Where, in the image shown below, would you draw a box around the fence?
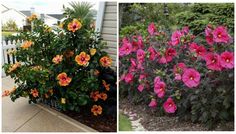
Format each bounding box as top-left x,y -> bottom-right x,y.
2,40 -> 21,77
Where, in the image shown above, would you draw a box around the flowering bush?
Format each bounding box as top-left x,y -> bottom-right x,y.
3,13 -> 117,117
119,22 -> 234,129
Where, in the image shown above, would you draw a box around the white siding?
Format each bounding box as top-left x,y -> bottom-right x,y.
101,2 -> 117,67
44,14 -> 59,26
1,9 -> 26,29
1,4 -> 9,12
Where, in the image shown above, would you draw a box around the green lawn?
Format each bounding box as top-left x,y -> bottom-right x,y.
119,113 -> 132,131
2,31 -> 17,37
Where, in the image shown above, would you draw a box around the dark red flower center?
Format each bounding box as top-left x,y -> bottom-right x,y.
226,58 -> 230,63
189,76 -> 194,80
61,77 -> 67,81
81,57 -> 85,61
72,24 -> 77,29
211,59 -> 216,63
218,34 -> 222,38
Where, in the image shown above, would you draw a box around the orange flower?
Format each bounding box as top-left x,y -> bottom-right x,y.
100,56 -> 112,67
27,14 -> 37,22
90,91 -> 100,101
31,14 -> 37,20
52,55 -> 63,64
68,19 -> 82,32
57,72 -> 72,86
8,62 -> 21,73
102,80 -> 110,91
91,105 -> 102,116
2,90 -> 10,97
21,41 -> 33,49
2,86 -> 17,97
90,48 -> 96,56
99,93 -> 108,101
75,52 -> 90,66
94,69 -> 100,76
61,98 -> 66,104
31,88 -> 39,98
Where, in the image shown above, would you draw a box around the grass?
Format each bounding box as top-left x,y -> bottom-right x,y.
2,31 -> 17,37
119,113 -> 132,131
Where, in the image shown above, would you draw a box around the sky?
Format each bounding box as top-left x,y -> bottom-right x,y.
1,0 -> 99,14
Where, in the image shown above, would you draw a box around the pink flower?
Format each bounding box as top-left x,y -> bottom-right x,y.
154,77 -> 166,98
132,35 -> 143,51
119,38 -> 132,56
173,63 -> 186,81
128,66 -> 136,73
174,74 -> 182,80
137,36 -> 144,49
206,36 -> 214,45
158,56 -> 168,64
163,98 -> 177,113
124,73 -> 133,83
148,22 -> 157,36
165,48 -> 176,62
171,30 -> 182,46
212,26 -> 231,43
148,46 -> 157,61
182,26 -> 189,34
220,51 -> 234,69
137,62 -> 144,71
195,45 -> 206,57
130,58 -> 137,67
138,84 -> 144,92
205,25 -> 214,45
189,42 -> 199,52
205,24 -> 213,36
139,74 -> 147,81
204,53 -> 222,71
137,49 -> 145,62
182,68 -> 201,88
129,58 -> 137,72
173,62 -> 186,74
148,99 -> 157,108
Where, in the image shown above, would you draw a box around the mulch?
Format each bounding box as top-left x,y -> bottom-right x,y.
62,109 -> 117,132
120,98 -> 234,131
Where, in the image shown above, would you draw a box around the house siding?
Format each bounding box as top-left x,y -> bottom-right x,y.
101,2 -> 117,67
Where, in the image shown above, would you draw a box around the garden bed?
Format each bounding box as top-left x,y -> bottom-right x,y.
40,99 -> 116,132
62,109 -> 117,132
120,98 -> 234,131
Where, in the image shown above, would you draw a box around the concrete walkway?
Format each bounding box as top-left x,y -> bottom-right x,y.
2,77 -> 97,132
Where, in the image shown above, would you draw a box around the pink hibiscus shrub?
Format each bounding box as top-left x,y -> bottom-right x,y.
119,22 -> 234,129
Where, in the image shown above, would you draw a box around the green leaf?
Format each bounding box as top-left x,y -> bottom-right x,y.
77,95 -> 89,106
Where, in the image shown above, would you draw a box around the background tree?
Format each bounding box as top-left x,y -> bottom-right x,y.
2,19 -> 18,31
63,2 -> 96,28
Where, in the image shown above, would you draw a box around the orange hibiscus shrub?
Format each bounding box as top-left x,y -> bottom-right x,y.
3,11 -> 117,116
